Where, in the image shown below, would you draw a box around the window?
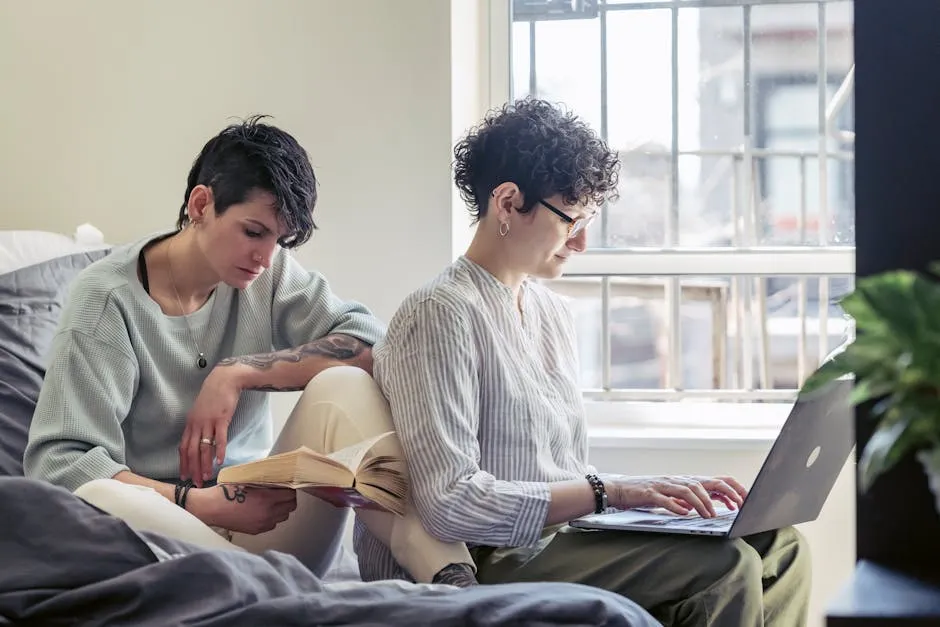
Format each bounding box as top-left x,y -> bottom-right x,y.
506,0 -> 855,402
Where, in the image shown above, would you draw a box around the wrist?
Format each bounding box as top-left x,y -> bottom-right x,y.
184,487 -> 218,525
596,474 -> 623,510
214,362 -> 254,393
585,473 -> 608,514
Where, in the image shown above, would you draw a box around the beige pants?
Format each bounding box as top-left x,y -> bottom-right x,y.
74,366 -> 472,582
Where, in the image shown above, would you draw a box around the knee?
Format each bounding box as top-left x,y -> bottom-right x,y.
777,525 -> 812,580
723,538 -> 765,589
74,478 -> 162,513
667,537 -> 763,602
273,365 -> 397,459
74,477 -> 130,502
304,365 -> 377,397
291,366 -> 392,441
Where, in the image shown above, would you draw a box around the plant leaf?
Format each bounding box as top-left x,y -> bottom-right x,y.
859,408 -> 937,491
854,272 -> 921,347
803,266 -> 940,490
839,289 -> 890,337
859,418 -> 911,491
801,355 -> 854,396
801,333 -> 902,398
848,378 -> 895,406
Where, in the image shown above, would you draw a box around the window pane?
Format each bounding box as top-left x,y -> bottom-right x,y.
510,2 -> 854,249
512,21 -> 531,99
543,274 -> 854,393
686,6 -> 744,152
758,150 -> 852,246
533,18 -> 601,133
606,9 -> 673,151
558,280 -> 604,389
603,152 -> 671,247
600,8 -> 676,247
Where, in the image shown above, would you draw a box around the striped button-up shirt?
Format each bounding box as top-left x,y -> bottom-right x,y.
354,256 -> 594,581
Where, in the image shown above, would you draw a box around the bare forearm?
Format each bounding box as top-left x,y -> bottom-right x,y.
217,334 -> 373,392
546,480 -> 599,525
113,469 -> 177,502
113,470 -> 219,526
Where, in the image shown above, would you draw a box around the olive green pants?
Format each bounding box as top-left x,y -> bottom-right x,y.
471,525 -> 810,627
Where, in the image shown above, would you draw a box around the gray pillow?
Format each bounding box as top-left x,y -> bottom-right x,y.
0,250 -> 110,476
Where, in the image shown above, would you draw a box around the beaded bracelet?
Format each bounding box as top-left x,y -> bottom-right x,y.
585,473 -> 608,514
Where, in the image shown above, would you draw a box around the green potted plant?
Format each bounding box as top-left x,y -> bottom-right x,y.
801,264 -> 940,511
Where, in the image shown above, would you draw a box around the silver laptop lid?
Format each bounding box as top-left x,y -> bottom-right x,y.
728,376 -> 855,538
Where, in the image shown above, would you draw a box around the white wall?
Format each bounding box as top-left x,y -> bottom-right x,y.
1,2 -> 853,625
0,0 -> 456,324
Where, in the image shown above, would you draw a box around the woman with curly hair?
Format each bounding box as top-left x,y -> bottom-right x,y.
355,98 -> 811,626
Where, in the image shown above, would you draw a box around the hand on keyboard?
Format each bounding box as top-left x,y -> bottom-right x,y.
602,474 -> 748,519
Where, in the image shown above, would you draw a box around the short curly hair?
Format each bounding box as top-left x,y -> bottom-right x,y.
453,98 -> 620,221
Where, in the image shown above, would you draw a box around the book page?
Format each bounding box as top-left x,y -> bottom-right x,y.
303,485 -> 400,515
326,431 -> 396,473
218,447 -> 350,487
357,456 -> 407,517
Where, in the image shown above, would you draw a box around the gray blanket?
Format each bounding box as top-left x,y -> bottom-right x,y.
0,478 -> 660,626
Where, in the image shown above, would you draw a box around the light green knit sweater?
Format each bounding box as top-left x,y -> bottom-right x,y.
23,233 -> 385,492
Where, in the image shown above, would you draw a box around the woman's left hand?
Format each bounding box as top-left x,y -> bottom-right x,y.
179,367 -> 242,486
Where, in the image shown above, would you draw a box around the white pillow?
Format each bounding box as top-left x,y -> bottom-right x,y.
0,224 -> 109,275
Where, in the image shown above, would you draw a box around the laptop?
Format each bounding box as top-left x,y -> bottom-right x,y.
569,377 -> 854,538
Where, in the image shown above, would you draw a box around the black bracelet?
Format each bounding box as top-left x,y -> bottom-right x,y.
179,483 -> 194,511
585,473 -> 608,514
175,479 -> 193,509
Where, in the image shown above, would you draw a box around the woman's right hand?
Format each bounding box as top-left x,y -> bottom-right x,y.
605,474 -> 747,518
187,484 -> 298,535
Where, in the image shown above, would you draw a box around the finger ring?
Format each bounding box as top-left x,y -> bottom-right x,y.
200,437 -> 215,446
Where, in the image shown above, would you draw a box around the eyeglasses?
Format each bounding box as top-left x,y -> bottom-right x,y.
538,199 -> 597,240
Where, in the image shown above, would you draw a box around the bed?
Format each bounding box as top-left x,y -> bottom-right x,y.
0,230 -> 660,626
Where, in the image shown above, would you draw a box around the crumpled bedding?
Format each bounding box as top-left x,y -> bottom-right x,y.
0,477 -> 661,626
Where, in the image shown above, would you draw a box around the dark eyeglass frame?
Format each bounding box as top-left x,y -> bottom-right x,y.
538,199 -> 597,240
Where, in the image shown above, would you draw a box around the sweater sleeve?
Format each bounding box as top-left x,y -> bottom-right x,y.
374,299 -> 551,547
23,329 -> 139,492
269,251 -> 386,350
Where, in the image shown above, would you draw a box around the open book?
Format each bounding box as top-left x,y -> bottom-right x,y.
216,431 -> 407,517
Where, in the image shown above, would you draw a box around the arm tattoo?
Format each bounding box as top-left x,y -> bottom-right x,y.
218,334 -> 368,371
253,384 -> 305,392
221,485 -> 247,503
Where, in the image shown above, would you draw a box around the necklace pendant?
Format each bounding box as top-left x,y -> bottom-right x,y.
197,354 -> 207,369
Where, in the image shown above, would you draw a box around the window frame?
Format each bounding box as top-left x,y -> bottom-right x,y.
485,0 -> 854,426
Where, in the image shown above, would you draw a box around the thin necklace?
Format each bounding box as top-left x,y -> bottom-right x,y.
167,238 -> 208,369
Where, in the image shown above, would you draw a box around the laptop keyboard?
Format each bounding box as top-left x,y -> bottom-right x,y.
665,510 -> 738,528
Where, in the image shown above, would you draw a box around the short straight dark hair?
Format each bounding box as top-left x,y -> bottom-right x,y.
177,115 -> 318,249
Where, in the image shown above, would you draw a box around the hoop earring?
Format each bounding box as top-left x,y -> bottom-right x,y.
498,222 -> 510,237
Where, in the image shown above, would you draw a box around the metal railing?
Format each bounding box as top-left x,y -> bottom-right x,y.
544,276 -> 731,389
